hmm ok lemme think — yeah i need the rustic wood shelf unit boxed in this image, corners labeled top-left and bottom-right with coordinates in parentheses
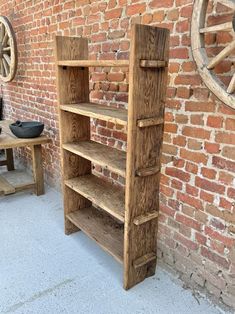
top-left (55, 24), bottom-right (169, 289)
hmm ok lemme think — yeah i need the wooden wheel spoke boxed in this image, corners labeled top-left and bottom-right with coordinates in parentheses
top-left (3, 47), bottom-right (10, 52)
top-left (217, 0), bottom-right (235, 9)
top-left (2, 58), bottom-right (8, 75)
top-left (207, 40), bottom-right (235, 69)
top-left (227, 74), bottom-right (235, 93)
top-left (3, 53), bottom-right (11, 66)
top-left (200, 22), bottom-right (232, 33)
top-left (2, 32), bottom-right (8, 47)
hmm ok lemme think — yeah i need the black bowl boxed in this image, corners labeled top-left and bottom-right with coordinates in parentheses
top-left (9, 121), bottom-right (44, 138)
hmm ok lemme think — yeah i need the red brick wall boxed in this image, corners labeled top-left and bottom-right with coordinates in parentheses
top-left (0, 0), bottom-right (234, 309)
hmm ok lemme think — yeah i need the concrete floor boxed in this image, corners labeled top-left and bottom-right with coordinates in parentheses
top-left (0, 179), bottom-right (227, 314)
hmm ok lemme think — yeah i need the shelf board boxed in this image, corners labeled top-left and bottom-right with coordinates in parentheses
top-left (60, 103), bottom-right (127, 126)
top-left (57, 60), bottom-right (129, 67)
top-left (67, 206), bottom-right (124, 263)
top-left (65, 174), bottom-right (125, 222)
top-left (63, 141), bottom-right (126, 177)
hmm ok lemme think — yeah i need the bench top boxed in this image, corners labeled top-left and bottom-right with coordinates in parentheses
top-left (0, 120), bottom-right (51, 149)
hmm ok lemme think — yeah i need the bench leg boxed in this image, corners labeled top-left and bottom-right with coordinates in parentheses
top-left (6, 149), bottom-right (15, 171)
top-left (31, 144), bottom-right (44, 196)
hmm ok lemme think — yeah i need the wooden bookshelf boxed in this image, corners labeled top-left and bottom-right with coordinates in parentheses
top-left (55, 24), bottom-right (169, 289)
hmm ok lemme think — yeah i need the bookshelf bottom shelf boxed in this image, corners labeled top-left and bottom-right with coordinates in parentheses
top-left (67, 206), bottom-right (124, 264)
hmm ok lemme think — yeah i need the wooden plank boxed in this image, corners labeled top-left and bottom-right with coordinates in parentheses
top-left (63, 141), bottom-right (126, 177)
top-left (31, 144), bottom-right (44, 196)
top-left (65, 174), bottom-right (125, 222)
top-left (67, 206), bottom-right (124, 263)
top-left (0, 175), bottom-right (15, 195)
top-left (140, 60), bottom-right (167, 68)
top-left (136, 166), bottom-right (160, 177)
top-left (60, 103), bottom-right (127, 126)
top-left (133, 211), bottom-right (159, 226)
top-left (6, 148), bottom-right (14, 171)
top-left (15, 183), bottom-right (36, 192)
top-left (124, 24), bottom-right (169, 289)
top-left (137, 117), bottom-right (164, 128)
top-left (55, 36), bottom-right (92, 235)
top-left (57, 60), bottom-right (129, 67)
top-left (133, 252), bottom-right (156, 269)
top-left (0, 160), bottom-right (7, 166)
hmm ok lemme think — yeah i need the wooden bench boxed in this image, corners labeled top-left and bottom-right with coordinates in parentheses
top-left (0, 120), bottom-right (51, 196)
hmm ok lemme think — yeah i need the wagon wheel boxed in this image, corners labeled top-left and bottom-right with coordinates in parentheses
top-left (0, 16), bottom-right (17, 82)
top-left (191, 0), bottom-right (235, 109)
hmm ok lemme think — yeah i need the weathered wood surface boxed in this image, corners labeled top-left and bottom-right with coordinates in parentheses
top-left (65, 174), bottom-right (125, 222)
top-left (31, 144), bottom-right (44, 196)
top-left (124, 24), bottom-right (169, 289)
top-left (0, 175), bottom-right (15, 195)
top-left (63, 141), bottom-right (126, 177)
top-left (58, 59), bottom-right (129, 67)
top-left (55, 36), bottom-right (91, 234)
top-left (60, 103), bottom-right (127, 126)
top-left (0, 120), bottom-right (50, 149)
top-left (67, 206), bottom-right (124, 263)
top-left (6, 148), bottom-right (14, 171)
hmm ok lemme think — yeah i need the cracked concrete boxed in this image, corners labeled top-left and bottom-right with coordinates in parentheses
top-left (0, 187), bottom-right (227, 314)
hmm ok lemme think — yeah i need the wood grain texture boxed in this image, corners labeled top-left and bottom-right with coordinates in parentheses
top-left (60, 103), bottom-right (127, 126)
top-left (140, 60), bottom-right (167, 68)
top-left (6, 148), bottom-right (14, 171)
top-left (31, 144), bottom-right (44, 196)
top-left (55, 36), bottom-right (91, 234)
top-left (65, 174), bottom-right (125, 222)
top-left (133, 211), bottom-right (159, 226)
top-left (0, 175), bottom-right (15, 195)
top-left (124, 24), bottom-right (169, 289)
top-left (58, 60), bottom-right (129, 67)
top-left (63, 141), bottom-right (126, 177)
top-left (67, 206), bottom-right (124, 263)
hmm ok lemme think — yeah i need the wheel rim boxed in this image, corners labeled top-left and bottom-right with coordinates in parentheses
top-left (191, 0), bottom-right (235, 110)
top-left (0, 16), bottom-right (17, 82)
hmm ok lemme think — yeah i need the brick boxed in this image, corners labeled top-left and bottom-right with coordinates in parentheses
top-left (195, 177), bottom-right (225, 194)
top-left (201, 247), bottom-right (230, 269)
top-left (180, 148), bottom-right (208, 165)
top-left (204, 142), bottom-right (220, 154)
top-left (170, 48), bottom-right (189, 59)
top-left (225, 118), bottom-right (235, 131)
top-left (176, 213), bottom-right (201, 231)
top-left (150, 0), bottom-right (174, 8)
top-left (182, 126), bottom-right (210, 140)
top-left (201, 167), bottom-right (216, 180)
top-left (207, 116), bottom-right (223, 128)
top-left (215, 132), bottom-right (235, 145)
top-left (174, 232), bottom-right (198, 250)
top-left (222, 146), bottom-right (235, 161)
top-left (165, 167), bottom-right (190, 182)
top-left (105, 8), bottom-right (122, 19)
top-left (185, 101), bottom-right (215, 112)
top-left (205, 226), bottom-right (234, 247)
top-left (212, 156), bottom-right (235, 172)
top-left (126, 3), bottom-right (146, 15)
